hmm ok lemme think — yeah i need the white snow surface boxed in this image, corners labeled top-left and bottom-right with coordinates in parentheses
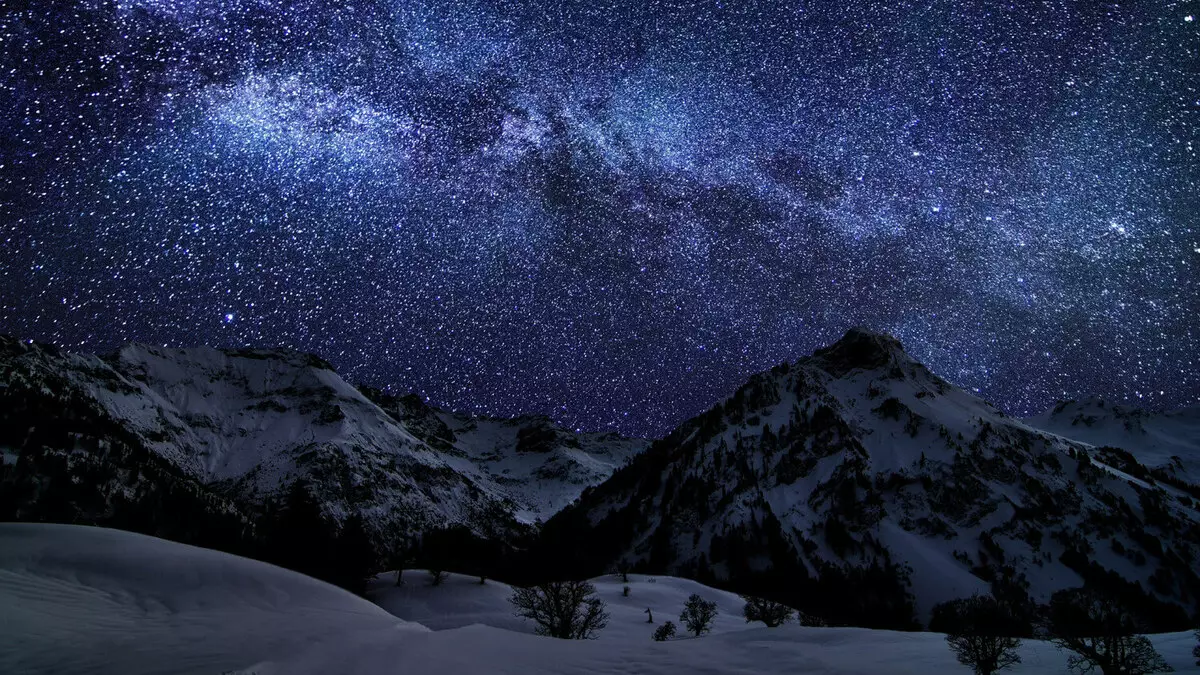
top-left (3, 524), bottom-right (1197, 675)
top-left (1026, 397), bottom-right (1200, 482)
top-left (0, 523), bottom-right (426, 675)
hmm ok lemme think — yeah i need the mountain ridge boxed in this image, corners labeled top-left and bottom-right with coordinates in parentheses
top-left (0, 335), bottom-right (646, 543)
top-left (538, 328), bottom-right (1200, 628)
top-left (3, 330), bottom-right (1198, 630)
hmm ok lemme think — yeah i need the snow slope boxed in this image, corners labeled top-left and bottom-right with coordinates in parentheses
top-left (541, 328), bottom-right (1200, 624)
top-left (1026, 397), bottom-right (1200, 483)
top-left (0, 523), bottom-right (425, 675)
top-left (0, 336), bottom-right (644, 542)
top-left (4, 524), bottom-right (1197, 675)
top-left (368, 571), bottom-right (1199, 674)
top-left (370, 570), bottom-right (751, 638)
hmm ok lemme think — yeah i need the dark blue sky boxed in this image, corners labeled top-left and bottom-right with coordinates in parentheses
top-left (2, 0), bottom-right (1197, 435)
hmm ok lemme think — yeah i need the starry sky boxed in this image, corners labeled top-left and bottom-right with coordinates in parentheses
top-left (2, 0), bottom-right (1198, 436)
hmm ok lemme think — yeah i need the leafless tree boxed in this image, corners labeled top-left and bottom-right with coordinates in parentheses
top-left (947, 632), bottom-right (1022, 675)
top-left (509, 580), bottom-right (610, 639)
top-left (1046, 588), bottom-right (1173, 675)
top-left (938, 595), bottom-right (1023, 675)
top-left (680, 593), bottom-right (718, 636)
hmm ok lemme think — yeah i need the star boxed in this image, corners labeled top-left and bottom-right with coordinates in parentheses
top-left (0, 0), bottom-right (1195, 435)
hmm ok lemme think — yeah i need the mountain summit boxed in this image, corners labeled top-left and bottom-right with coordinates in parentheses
top-left (540, 330), bottom-right (1200, 629)
top-left (810, 327), bottom-right (911, 377)
top-left (2, 332), bottom-right (1197, 632)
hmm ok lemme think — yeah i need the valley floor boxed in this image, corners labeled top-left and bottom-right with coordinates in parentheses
top-left (2, 524), bottom-right (1197, 675)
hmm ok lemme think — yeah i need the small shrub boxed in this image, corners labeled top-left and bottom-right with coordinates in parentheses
top-left (652, 621), bottom-right (677, 641)
top-left (429, 569), bottom-right (447, 586)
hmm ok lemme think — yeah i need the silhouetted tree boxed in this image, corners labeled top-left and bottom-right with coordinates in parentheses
top-left (935, 595), bottom-right (1022, 675)
top-left (388, 547), bottom-right (410, 586)
top-left (429, 568), bottom-right (447, 586)
top-left (680, 593), bottom-right (718, 636)
top-left (1046, 588), bottom-right (1173, 675)
top-left (742, 595), bottom-right (793, 627)
top-left (331, 513), bottom-right (375, 595)
top-left (509, 581), bottom-right (609, 639)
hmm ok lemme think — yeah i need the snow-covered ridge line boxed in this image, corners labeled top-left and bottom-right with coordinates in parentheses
top-left (0, 335), bottom-right (646, 542)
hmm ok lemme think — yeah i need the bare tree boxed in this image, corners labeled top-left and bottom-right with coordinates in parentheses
top-left (1046, 588), bottom-right (1173, 675)
top-left (936, 596), bottom-right (1023, 675)
top-left (389, 549), bottom-right (410, 586)
top-left (741, 595), bottom-right (794, 628)
top-left (680, 593), bottom-right (719, 636)
top-left (509, 581), bottom-right (610, 639)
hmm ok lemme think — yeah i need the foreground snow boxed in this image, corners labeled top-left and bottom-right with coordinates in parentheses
top-left (0, 523), bottom-right (426, 675)
top-left (3, 525), bottom-right (1197, 675)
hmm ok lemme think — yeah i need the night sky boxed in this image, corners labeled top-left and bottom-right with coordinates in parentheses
top-left (2, 0), bottom-right (1197, 436)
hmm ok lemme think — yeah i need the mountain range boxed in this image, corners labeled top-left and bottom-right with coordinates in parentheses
top-left (1, 329), bottom-right (1197, 629)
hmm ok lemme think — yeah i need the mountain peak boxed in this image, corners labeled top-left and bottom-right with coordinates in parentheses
top-left (809, 327), bottom-right (908, 377)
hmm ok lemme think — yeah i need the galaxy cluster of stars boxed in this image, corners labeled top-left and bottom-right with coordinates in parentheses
top-left (1, 0), bottom-right (1197, 436)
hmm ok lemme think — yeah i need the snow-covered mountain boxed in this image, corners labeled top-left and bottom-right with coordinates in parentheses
top-left (541, 328), bottom-right (1200, 628)
top-left (1026, 397), bottom-right (1200, 485)
top-left (0, 336), bottom-right (645, 544)
top-left (7, 524), bottom-right (1198, 675)
top-left (5, 329), bottom-right (1199, 632)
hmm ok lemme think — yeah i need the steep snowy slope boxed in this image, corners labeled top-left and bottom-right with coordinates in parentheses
top-left (0, 336), bottom-right (643, 540)
top-left (5, 525), bottom-right (1197, 675)
top-left (541, 329), bottom-right (1200, 627)
top-left (1027, 398), bottom-right (1200, 484)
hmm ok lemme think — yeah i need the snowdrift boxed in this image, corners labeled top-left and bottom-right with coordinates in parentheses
top-left (2, 524), bottom-right (1197, 674)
